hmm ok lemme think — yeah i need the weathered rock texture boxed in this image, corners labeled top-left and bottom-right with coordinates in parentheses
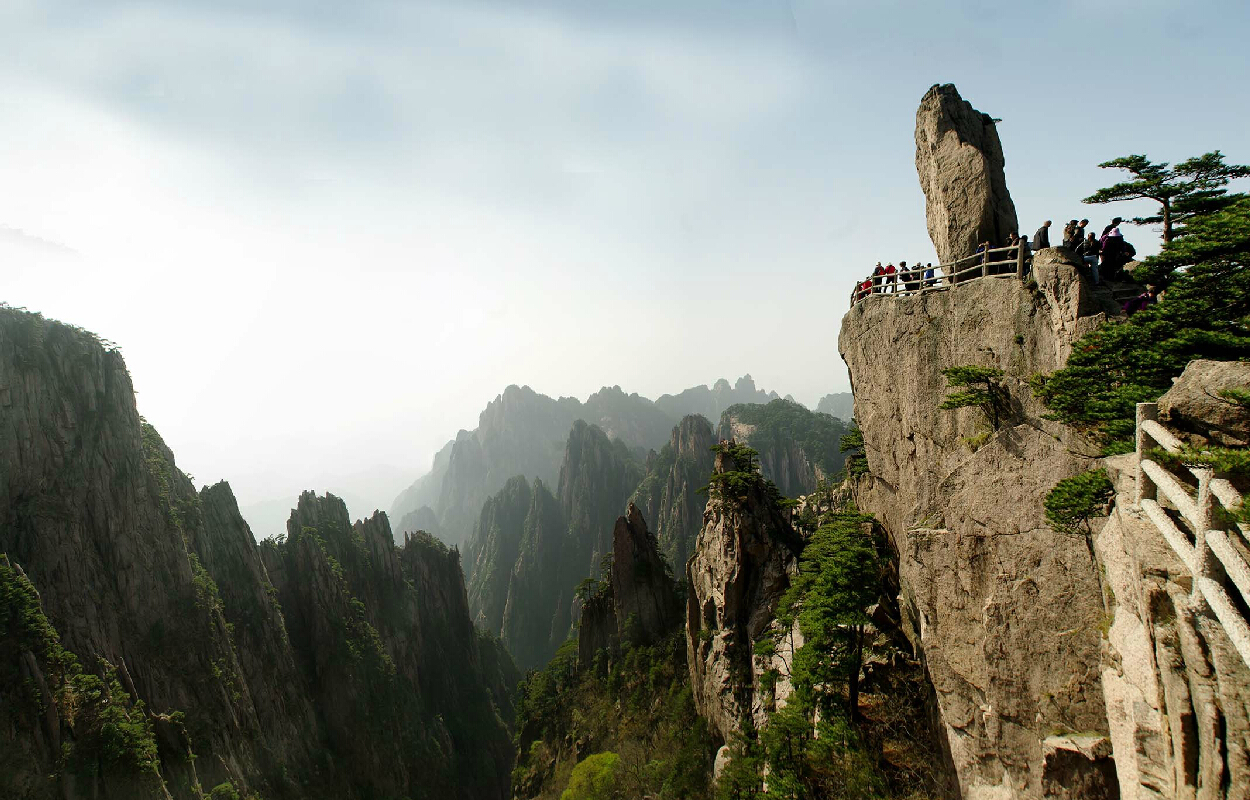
top-left (839, 254), bottom-right (1115, 798)
top-left (686, 447), bottom-right (803, 744)
top-left (632, 414), bottom-right (717, 569)
top-left (577, 504), bottom-right (680, 667)
top-left (916, 84), bottom-right (1019, 264)
top-left (1098, 374), bottom-right (1250, 799)
top-left (1156, 359), bottom-right (1250, 448)
top-left (0, 307), bottom-right (514, 800)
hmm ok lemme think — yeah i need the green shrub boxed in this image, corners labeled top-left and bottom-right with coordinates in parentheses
top-left (560, 752), bottom-right (622, 800)
top-left (1044, 469), bottom-right (1115, 534)
top-left (939, 366), bottom-right (1009, 430)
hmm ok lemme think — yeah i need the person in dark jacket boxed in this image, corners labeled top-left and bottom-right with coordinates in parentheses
top-left (1075, 233), bottom-right (1101, 284)
top-left (902, 260), bottom-right (921, 292)
top-left (1032, 220), bottom-right (1052, 250)
top-left (1062, 220), bottom-right (1079, 249)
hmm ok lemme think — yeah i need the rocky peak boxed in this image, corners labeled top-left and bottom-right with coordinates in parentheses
top-left (685, 444), bottom-right (802, 744)
top-left (577, 504), bottom-right (680, 667)
top-left (631, 414), bottom-right (716, 568)
top-left (915, 83), bottom-right (1019, 264)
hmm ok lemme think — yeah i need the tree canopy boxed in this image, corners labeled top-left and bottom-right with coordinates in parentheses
top-left (1033, 197), bottom-right (1250, 452)
top-left (1083, 151), bottom-right (1249, 242)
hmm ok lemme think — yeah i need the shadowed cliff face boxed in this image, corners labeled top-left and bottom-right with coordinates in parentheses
top-left (578, 504), bottom-right (681, 668)
top-left (465, 420), bottom-right (644, 669)
top-left (0, 307), bottom-right (514, 800)
top-left (838, 254), bottom-right (1114, 799)
top-left (631, 414), bottom-right (716, 569)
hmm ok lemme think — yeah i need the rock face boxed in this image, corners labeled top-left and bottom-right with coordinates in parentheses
top-left (915, 83), bottom-right (1019, 264)
top-left (686, 446), bottom-right (802, 744)
top-left (577, 504), bottom-right (680, 667)
top-left (0, 307), bottom-right (514, 800)
top-left (631, 415), bottom-right (717, 569)
top-left (464, 420), bottom-right (644, 669)
top-left (839, 255), bottom-right (1114, 798)
top-left (1156, 358), bottom-right (1250, 447)
top-left (717, 398), bottom-right (849, 499)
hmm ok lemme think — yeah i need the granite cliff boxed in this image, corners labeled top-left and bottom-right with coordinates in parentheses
top-left (0, 307), bottom-right (514, 800)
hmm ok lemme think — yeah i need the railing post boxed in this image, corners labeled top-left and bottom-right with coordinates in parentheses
top-left (1016, 240), bottom-right (1026, 280)
top-left (1136, 402), bottom-right (1158, 506)
top-left (981, 251), bottom-right (989, 278)
top-left (1194, 468), bottom-right (1217, 602)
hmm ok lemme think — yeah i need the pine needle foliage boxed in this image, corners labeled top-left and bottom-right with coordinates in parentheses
top-left (1083, 151), bottom-right (1250, 242)
top-left (1032, 198), bottom-right (1250, 452)
top-left (938, 366), bottom-right (1008, 430)
top-left (1043, 469), bottom-right (1114, 535)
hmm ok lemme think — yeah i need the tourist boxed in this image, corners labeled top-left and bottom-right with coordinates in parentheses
top-left (1122, 285), bottom-right (1160, 316)
top-left (1076, 219), bottom-right (1089, 242)
top-left (872, 263), bottom-right (885, 292)
top-left (859, 278), bottom-right (873, 302)
top-left (884, 262), bottom-right (897, 293)
top-left (1032, 220), bottom-right (1051, 251)
top-left (1062, 220), bottom-right (1079, 249)
top-left (1075, 233), bottom-right (1101, 284)
top-left (1099, 217), bottom-right (1123, 246)
top-left (902, 261), bottom-right (920, 292)
top-left (1100, 227), bottom-right (1136, 280)
top-left (923, 262), bottom-right (935, 287)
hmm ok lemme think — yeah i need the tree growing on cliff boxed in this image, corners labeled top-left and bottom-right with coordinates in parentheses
top-left (1083, 151), bottom-right (1249, 243)
top-left (1032, 198), bottom-right (1250, 452)
top-left (938, 365), bottom-right (1009, 430)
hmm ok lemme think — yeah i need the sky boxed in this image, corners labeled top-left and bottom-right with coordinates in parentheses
top-left (3, 0), bottom-right (1249, 531)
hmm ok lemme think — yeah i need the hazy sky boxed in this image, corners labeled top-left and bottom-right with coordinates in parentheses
top-left (4, 0), bottom-right (1249, 525)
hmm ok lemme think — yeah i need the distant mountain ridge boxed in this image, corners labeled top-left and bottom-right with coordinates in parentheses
top-left (389, 375), bottom-right (787, 547)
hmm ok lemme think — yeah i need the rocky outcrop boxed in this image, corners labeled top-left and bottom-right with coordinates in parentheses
top-left (718, 398), bottom-right (848, 498)
top-left (611, 504), bottom-right (680, 645)
top-left (0, 307), bottom-right (514, 800)
top-left (465, 475), bottom-right (533, 633)
top-left (497, 479), bottom-right (568, 669)
top-left (577, 504), bottom-right (681, 667)
top-left (1156, 358), bottom-right (1250, 447)
top-left (915, 83), bottom-right (1019, 264)
top-left (839, 254), bottom-right (1114, 798)
top-left (686, 446), bottom-right (802, 744)
top-left (632, 415), bottom-right (716, 569)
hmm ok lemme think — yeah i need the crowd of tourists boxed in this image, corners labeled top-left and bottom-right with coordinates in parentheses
top-left (850, 215), bottom-right (1141, 308)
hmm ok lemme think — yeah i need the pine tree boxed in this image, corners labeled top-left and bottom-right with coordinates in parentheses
top-left (1083, 151), bottom-right (1250, 242)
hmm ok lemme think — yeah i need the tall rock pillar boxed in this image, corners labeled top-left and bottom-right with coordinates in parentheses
top-left (915, 83), bottom-right (1019, 264)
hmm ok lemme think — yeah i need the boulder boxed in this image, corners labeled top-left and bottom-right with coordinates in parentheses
top-left (915, 83), bottom-right (1019, 265)
top-left (1157, 359), bottom-right (1250, 447)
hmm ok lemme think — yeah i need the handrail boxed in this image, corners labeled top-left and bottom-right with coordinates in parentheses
top-left (1135, 402), bottom-right (1250, 668)
top-left (850, 240), bottom-right (1031, 305)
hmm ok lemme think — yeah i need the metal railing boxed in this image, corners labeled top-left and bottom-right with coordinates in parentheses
top-left (1135, 401), bottom-right (1250, 667)
top-left (851, 241), bottom-right (1030, 305)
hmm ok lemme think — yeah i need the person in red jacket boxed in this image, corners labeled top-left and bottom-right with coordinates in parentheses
top-left (883, 262), bottom-right (897, 294)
